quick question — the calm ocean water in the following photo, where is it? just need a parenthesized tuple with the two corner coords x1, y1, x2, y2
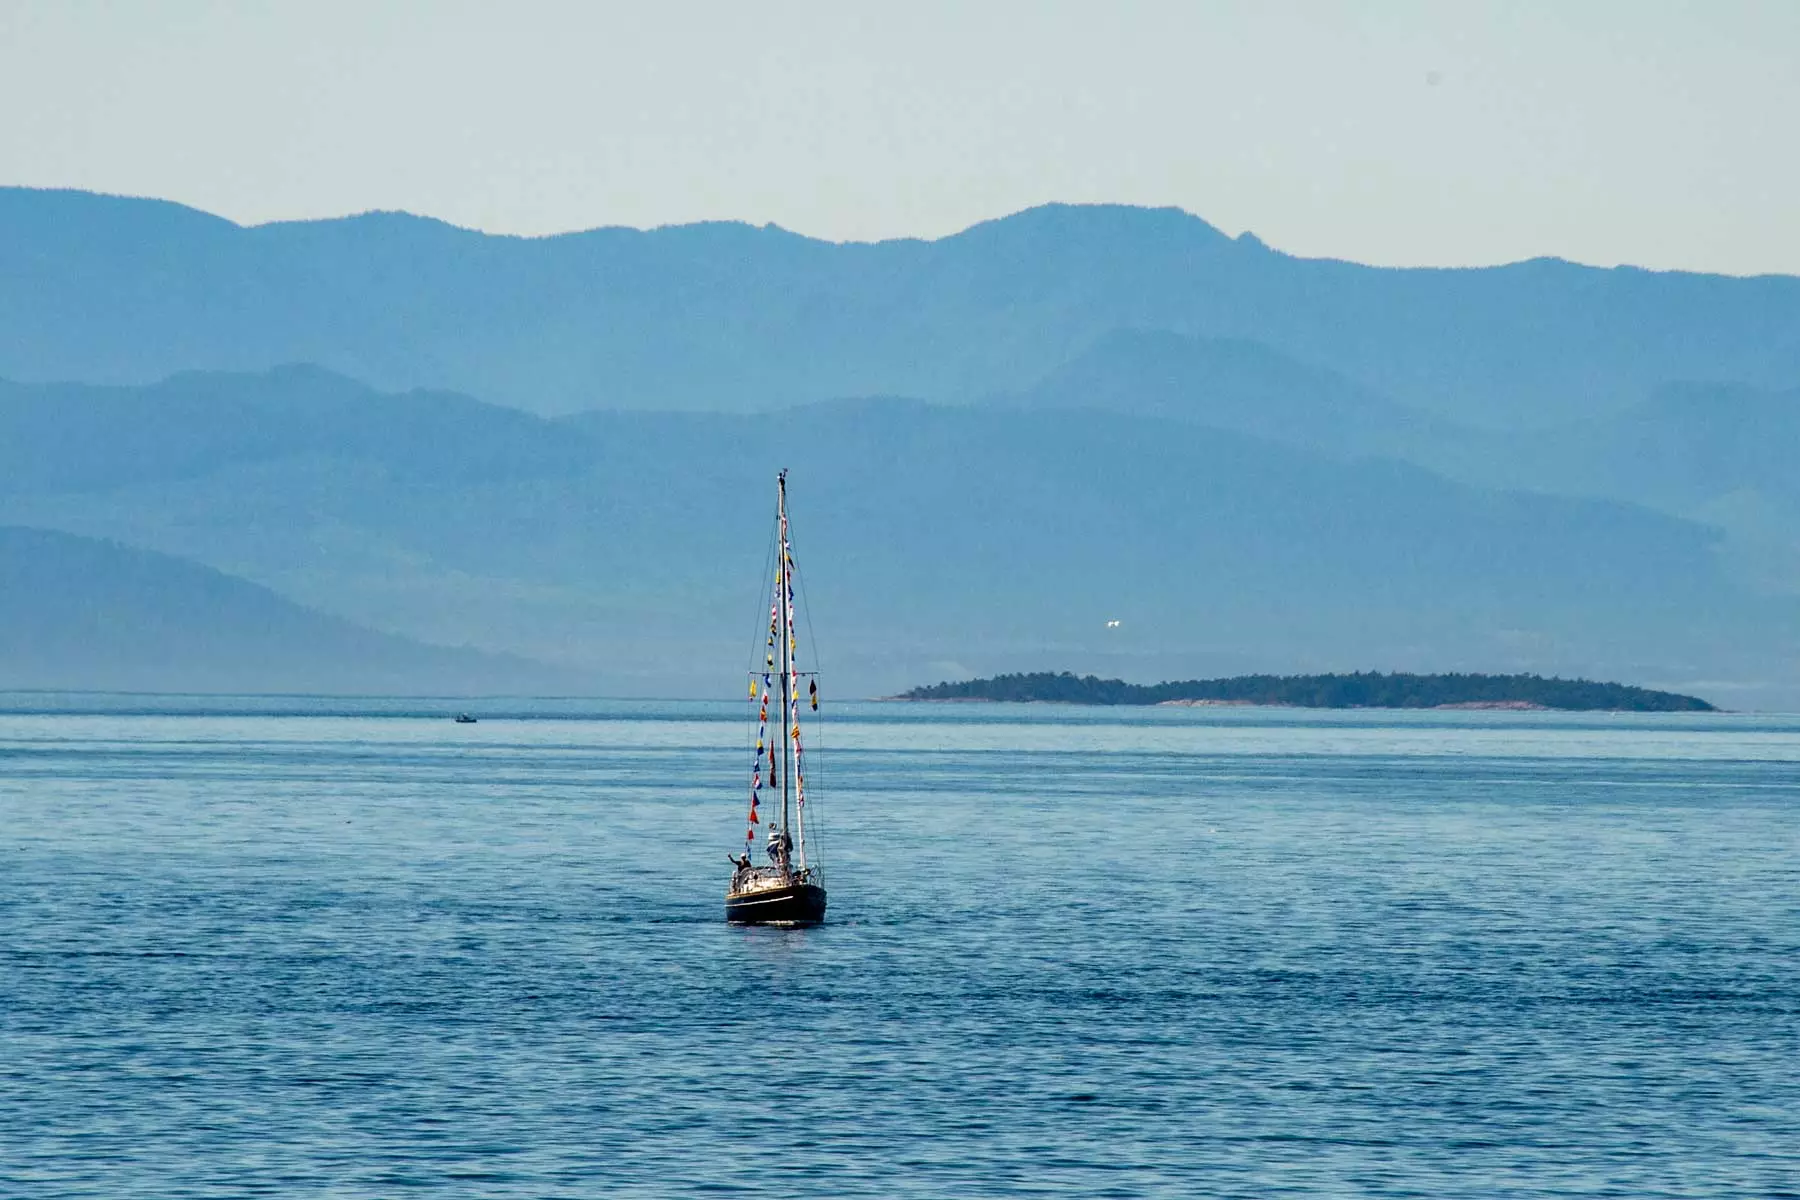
(2, 697, 1797, 1198)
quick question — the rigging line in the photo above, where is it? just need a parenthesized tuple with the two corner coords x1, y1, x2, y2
(739, 508, 781, 840)
(801, 707, 825, 880)
(792, 555, 824, 683)
(744, 507, 781, 679)
(790, 542, 826, 876)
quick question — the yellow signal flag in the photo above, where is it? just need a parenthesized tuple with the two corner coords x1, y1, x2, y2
(749, 679, 758, 699)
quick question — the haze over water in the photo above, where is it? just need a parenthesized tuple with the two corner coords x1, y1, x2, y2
(4, 699, 1797, 1196)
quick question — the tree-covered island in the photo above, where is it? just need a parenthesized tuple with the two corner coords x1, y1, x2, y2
(897, 671, 1716, 712)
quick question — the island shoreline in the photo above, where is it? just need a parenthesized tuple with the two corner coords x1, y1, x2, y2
(891, 671, 1715, 713)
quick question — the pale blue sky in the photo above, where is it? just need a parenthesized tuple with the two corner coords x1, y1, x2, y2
(2, 0, 1796, 273)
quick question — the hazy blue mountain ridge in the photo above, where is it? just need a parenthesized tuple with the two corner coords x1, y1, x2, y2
(5, 186, 1797, 701)
(1543, 382, 1800, 511)
(1002, 327, 1462, 461)
(0, 367, 1787, 700)
(1001, 332, 1800, 598)
(5, 187, 1798, 425)
(1502, 381, 1800, 597)
(0, 366, 593, 494)
(0, 525, 571, 693)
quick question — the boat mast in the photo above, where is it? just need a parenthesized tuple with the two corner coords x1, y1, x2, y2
(778, 469, 793, 868)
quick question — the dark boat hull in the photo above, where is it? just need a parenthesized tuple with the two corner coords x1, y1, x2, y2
(725, 882, 827, 925)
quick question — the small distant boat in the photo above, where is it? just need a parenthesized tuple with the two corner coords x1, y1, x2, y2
(726, 470, 827, 926)
(453, 713, 478, 724)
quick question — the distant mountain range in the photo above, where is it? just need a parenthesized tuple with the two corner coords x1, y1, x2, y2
(1003, 328, 1457, 463)
(1006, 334, 1800, 599)
(0, 526, 568, 694)
(1, 188, 1796, 704)
(3, 187, 1798, 426)
(1, 366, 1793, 703)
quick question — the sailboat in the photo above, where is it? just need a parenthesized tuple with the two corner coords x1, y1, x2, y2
(726, 469, 828, 925)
